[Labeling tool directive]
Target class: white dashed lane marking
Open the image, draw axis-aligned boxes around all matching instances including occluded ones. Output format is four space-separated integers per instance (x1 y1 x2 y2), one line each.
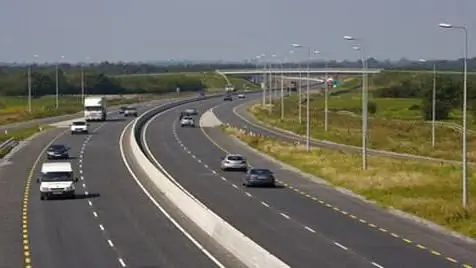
334 242 348 251
77 125 127 267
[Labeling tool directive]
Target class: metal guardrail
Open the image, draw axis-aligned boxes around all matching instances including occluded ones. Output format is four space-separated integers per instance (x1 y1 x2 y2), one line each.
0 137 19 157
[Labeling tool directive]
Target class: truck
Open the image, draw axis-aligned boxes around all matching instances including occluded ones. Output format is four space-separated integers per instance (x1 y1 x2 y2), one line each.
84 96 107 121
225 84 235 93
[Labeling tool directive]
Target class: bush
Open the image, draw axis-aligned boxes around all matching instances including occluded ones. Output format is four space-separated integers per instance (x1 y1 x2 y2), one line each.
368 101 377 114
421 99 452 120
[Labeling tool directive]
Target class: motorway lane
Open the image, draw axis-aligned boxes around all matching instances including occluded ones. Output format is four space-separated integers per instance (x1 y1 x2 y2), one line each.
0 128 65 267
211 96 476 266
28 121 122 268
144 98 378 268
172 99 464 268
80 114 221 267
24 100 224 268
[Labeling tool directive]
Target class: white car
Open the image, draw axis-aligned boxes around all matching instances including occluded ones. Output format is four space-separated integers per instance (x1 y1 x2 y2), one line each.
36 162 79 200
70 120 88 134
180 117 195 127
238 94 245 99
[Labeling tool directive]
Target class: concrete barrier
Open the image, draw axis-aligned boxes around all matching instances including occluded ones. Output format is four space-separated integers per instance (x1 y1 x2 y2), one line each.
128 92 289 268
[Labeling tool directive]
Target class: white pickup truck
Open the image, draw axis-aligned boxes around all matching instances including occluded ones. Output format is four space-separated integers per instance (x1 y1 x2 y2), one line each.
37 162 79 200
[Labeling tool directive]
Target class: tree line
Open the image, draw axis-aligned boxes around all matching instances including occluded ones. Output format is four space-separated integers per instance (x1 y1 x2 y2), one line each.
0 69 206 97
1 57 476 77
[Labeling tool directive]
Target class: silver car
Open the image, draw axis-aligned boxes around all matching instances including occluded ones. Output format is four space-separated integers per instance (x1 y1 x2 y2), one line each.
180 117 195 127
220 154 248 171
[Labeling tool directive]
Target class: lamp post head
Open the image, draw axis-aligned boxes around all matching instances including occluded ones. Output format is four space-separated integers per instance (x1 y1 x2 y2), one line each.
344 36 355 41
418 59 426 62
439 23 452 29
291 43 303 48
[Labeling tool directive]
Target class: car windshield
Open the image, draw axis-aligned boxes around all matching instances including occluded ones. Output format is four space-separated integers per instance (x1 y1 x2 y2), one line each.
227 155 244 161
49 145 66 151
72 121 86 126
85 107 103 112
250 169 272 175
41 172 73 182
183 117 193 120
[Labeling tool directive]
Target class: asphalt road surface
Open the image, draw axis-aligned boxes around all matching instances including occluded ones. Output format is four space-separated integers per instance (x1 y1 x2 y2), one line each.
143 95 476 268
0 101 229 268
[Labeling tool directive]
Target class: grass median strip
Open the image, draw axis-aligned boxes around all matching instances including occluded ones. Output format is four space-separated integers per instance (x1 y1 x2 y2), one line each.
0 92 197 126
249 96 476 162
0 125 53 157
222 125 476 238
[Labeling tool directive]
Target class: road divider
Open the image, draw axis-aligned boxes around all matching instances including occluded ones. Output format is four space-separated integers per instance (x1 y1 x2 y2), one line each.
125 91 290 268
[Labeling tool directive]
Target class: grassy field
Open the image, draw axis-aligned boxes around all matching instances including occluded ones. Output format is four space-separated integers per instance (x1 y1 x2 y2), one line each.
0 92 195 126
249 93 476 162
186 72 259 89
0 125 53 157
223 126 476 238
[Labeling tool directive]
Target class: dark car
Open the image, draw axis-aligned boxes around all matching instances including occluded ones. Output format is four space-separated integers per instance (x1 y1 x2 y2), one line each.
124 107 138 117
242 168 276 187
46 144 70 160
224 95 233 101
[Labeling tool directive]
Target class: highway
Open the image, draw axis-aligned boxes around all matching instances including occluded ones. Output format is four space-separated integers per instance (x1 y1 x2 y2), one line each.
143 94 476 267
0 100 231 268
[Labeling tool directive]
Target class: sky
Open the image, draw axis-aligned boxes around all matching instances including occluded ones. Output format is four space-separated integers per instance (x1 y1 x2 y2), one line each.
0 0 475 63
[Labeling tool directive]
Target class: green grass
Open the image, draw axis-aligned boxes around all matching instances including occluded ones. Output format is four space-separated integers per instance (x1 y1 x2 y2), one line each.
185 72 259 89
0 92 191 126
249 93 476 162
0 125 54 157
223 126 476 238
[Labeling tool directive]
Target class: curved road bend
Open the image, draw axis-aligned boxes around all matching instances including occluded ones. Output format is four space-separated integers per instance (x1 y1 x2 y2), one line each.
212 95 476 266
8 101 226 268
148 96 476 267
144 97 381 268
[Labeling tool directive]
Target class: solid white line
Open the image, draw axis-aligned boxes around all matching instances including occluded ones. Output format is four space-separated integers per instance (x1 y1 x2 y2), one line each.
107 239 114 247
118 258 126 267
119 120 225 268
261 201 270 207
92 211 98 217
280 213 290 219
99 224 105 231
334 242 348 251
371 262 384 268
304 226 316 233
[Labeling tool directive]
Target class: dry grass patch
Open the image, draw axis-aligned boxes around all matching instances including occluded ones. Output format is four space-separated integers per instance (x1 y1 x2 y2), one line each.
223 126 476 238
250 98 476 162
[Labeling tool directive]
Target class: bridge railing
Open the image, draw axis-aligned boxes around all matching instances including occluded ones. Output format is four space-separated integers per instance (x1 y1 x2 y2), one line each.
216 68 384 74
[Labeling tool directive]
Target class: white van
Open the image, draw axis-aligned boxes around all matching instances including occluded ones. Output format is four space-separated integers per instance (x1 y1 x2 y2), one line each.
36 162 78 200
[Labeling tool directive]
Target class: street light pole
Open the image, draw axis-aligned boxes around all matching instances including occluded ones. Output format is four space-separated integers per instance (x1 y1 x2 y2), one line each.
27 64 32 113
280 58 284 120
432 63 436 148
55 55 65 109
439 22 469 208
324 60 329 132
345 36 368 170
306 47 311 151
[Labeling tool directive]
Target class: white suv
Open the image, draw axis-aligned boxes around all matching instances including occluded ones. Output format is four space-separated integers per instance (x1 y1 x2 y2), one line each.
70 120 89 134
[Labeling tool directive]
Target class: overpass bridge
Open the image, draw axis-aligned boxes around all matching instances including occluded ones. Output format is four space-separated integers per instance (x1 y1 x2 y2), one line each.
217 68 383 75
